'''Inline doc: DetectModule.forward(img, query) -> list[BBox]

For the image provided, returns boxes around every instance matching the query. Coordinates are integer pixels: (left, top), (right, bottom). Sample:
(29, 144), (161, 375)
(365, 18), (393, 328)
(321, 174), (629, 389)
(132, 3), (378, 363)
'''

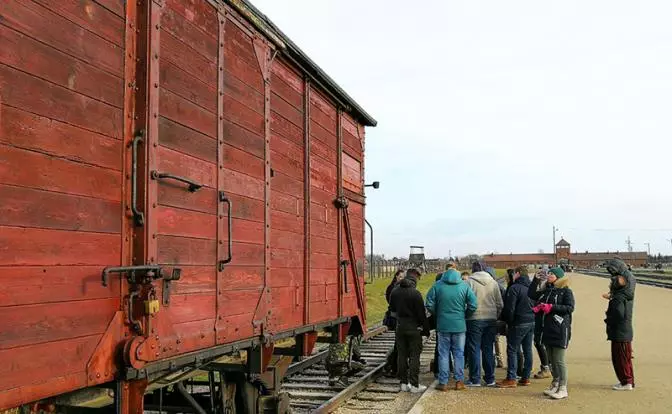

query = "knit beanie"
(549, 267), (565, 279)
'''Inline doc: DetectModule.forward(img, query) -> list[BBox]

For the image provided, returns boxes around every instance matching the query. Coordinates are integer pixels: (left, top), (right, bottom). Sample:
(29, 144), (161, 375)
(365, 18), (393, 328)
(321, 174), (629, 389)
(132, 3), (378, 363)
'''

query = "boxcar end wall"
(0, 0), (375, 410)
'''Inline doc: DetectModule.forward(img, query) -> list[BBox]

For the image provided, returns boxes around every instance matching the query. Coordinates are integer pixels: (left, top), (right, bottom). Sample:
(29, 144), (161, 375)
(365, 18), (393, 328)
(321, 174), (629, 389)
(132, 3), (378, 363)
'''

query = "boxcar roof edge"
(225, 0), (378, 127)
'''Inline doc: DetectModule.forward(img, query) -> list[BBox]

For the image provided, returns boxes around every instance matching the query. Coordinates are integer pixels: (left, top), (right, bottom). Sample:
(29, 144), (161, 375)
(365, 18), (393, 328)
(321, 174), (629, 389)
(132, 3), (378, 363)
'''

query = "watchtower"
(408, 245), (427, 273)
(556, 238), (571, 263)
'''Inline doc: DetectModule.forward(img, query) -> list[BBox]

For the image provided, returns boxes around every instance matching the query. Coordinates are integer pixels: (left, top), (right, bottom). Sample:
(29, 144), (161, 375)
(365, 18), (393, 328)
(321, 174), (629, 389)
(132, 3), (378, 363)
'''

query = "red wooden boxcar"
(0, 0), (376, 411)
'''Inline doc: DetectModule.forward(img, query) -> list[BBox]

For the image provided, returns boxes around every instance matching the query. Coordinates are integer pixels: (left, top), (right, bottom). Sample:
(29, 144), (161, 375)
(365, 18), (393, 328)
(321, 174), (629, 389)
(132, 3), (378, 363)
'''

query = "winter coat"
(389, 276), (428, 334)
(605, 258), (636, 300)
(605, 287), (634, 342)
(466, 271), (504, 321)
(425, 269), (478, 333)
(528, 276), (575, 348)
(501, 276), (535, 326)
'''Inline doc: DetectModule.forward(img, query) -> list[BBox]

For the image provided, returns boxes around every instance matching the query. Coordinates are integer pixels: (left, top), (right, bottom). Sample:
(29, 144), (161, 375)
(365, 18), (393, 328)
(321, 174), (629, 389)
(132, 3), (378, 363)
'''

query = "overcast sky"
(253, 0), (672, 258)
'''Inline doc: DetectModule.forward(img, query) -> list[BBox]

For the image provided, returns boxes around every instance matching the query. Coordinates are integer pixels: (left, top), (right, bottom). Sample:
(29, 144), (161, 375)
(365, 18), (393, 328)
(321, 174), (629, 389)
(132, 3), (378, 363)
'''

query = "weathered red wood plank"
(171, 266), (216, 294)
(160, 88), (217, 138)
(273, 306), (303, 331)
(227, 242), (264, 266)
(272, 172), (303, 197)
(32, 0), (124, 47)
(270, 73), (303, 112)
(220, 266), (263, 290)
(223, 95), (264, 136)
(159, 116), (216, 163)
(342, 152), (362, 193)
(310, 107), (337, 137)
(159, 185), (217, 214)
(308, 284), (338, 302)
(223, 25), (263, 92)
(271, 210), (303, 234)
(0, 226), (120, 266)
(161, 30), (217, 87)
(0, 298), (118, 350)
(309, 89), (337, 122)
(0, 266), (119, 307)
(271, 132), (303, 164)
(309, 300), (337, 323)
(0, 106), (121, 170)
(0, 335), (96, 395)
(217, 312), (254, 343)
(271, 92), (303, 129)
(0, 65), (122, 138)
(310, 252), (338, 270)
(224, 69), (264, 113)
(0, 0), (123, 76)
(218, 288), (262, 317)
(310, 235), (338, 255)
(310, 187), (336, 208)
(221, 168), (264, 200)
(310, 202), (337, 224)
(309, 269), (336, 285)
(0, 25), (123, 108)
(341, 113), (360, 140)
(310, 138), (337, 164)
(225, 21), (258, 66)
(271, 191), (301, 217)
(166, 294), (216, 324)
(160, 61), (217, 114)
(157, 206), (217, 240)
(223, 143), (264, 180)
(223, 119), (265, 159)
(0, 185), (121, 233)
(271, 150), (303, 181)
(161, 8), (217, 62)
(343, 130), (362, 157)
(94, 0), (124, 18)
(271, 248), (302, 269)
(271, 229), (303, 252)
(164, 0), (218, 36)
(231, 218), (264, 244)
(270, 268), (303, 288)
(157, 235), (216, 265)
(310, 119), (337, 149)
(310, 220), (337, 241)
(229, 193), (265, 222)
(172, 318), (216, 353)
(0, 372), (87, 410)
(271, 112), (303, 145)
(310, 157), (337, 193)
(158, 146), (216, 189)
(0, 145), (121, 201)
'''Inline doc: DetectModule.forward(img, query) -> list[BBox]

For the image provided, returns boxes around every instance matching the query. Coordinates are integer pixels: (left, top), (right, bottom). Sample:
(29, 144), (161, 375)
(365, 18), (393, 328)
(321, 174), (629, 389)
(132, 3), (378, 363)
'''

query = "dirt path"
(415, 272), (671, 414)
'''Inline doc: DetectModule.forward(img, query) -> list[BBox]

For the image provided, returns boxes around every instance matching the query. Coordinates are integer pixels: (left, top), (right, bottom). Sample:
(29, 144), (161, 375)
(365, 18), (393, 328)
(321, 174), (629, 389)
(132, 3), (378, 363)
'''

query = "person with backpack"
(426, 269), (478, 391)
(528, 267), (575, 400)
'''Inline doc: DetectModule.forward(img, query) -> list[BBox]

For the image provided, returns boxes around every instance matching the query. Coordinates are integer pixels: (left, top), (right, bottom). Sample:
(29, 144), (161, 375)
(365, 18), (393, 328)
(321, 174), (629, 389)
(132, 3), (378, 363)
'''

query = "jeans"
(396, 330), (423, 386)
(437, 332), (466, 384)
(546, 345), (568, 386)
(466, 319), (497, 384)
(506, 323), (534, 380)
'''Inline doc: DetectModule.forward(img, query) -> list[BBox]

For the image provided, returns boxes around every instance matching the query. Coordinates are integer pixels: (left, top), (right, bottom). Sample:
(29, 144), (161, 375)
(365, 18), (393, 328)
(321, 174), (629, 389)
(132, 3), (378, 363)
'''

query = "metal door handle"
(150, 170), (203, 192)
(131, 131), (145, 226)
(218, 191), (233, 271)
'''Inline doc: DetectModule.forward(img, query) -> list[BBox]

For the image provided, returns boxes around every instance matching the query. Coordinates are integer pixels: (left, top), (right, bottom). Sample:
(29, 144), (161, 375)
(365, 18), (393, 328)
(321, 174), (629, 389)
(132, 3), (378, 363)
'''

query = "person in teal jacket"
(426, 269), (478, 391)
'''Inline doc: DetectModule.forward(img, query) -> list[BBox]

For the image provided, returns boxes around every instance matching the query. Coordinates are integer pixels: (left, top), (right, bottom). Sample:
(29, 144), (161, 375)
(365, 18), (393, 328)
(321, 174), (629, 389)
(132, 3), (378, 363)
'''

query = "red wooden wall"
(0, 0), (368, 409)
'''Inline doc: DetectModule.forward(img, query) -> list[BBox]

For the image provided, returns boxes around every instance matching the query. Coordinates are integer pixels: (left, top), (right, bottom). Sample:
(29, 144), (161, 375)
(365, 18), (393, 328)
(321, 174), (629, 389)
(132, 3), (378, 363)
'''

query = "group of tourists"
(381, 257), (636, 399)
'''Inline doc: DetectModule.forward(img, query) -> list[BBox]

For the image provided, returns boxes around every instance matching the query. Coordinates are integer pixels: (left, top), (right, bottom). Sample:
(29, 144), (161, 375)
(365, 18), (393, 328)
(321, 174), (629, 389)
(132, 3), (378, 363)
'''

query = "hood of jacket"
(605, 258), (635, 299)
(513, 274), (531, 287)
(441, 269), (461, 285)
(469, 271), (496, 286)
(400, 275), (418, 289)
(471, 261), (487, 273)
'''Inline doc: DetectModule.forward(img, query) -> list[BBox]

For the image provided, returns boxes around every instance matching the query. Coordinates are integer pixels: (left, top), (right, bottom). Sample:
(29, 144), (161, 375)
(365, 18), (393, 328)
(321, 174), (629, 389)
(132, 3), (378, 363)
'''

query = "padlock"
(144, 290), (160, 315)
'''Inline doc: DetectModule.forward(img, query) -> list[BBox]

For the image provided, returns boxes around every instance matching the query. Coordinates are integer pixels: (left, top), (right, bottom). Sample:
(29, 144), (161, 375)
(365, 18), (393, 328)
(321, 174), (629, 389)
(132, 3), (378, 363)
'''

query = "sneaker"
(496, 379), (517, 388)
(518, 378), (531, 386)
(435, 383), (449, 391)
(543, 382), (559, 396)
(534, 367), (551, 379)
(455, 381), (466, 391)
(485, 381), (497, 387)
(465, 380), (482, 387)
(550, 385), (568, 399)
(612, 383), (634, 391)
(410, 384), (428, 394)
(400, 383), (411, 392)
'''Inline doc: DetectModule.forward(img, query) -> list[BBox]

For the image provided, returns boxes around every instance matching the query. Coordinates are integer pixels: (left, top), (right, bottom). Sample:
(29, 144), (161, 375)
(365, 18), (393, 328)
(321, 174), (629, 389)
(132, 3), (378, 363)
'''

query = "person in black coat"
(604, 259), (635, 391)
(389, 269), (429, 392)
(528, 268), (574, 400)
(383, 269), (405, 375)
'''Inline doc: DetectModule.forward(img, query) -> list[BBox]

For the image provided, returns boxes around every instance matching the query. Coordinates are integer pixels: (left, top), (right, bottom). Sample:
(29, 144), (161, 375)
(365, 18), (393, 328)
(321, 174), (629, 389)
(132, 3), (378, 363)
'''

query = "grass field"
(365, 269), (508, 324)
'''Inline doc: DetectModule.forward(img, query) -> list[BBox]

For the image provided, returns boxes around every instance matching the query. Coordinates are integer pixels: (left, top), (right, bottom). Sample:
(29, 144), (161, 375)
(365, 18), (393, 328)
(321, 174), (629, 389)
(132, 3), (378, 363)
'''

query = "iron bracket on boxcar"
(150, 170), (203, 192)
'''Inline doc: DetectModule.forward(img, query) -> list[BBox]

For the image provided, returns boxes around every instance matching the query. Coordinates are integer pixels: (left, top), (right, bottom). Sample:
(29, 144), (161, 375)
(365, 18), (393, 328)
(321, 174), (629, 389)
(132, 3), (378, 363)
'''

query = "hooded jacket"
(605, 285), (634, 342)
(426, 269), (478, 333)
(529, 275), (574, 348)
(466, 271), (504, 321)
(501, 275), (535, 326)
(605, 258), (636, 300)
(389, 276), (428, 334)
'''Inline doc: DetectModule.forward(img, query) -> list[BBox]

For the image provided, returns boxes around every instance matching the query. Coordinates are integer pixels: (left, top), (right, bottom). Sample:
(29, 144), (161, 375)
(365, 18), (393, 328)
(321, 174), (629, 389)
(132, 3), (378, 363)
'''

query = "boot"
(543, 381), (559, 396)
(550, 385), (568, 399)
(534, 366), (551, 379)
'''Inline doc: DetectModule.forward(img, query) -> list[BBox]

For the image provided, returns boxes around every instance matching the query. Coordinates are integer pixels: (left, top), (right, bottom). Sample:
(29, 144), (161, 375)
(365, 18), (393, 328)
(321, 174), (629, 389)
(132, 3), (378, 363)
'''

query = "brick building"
(483, 239), (648, 269)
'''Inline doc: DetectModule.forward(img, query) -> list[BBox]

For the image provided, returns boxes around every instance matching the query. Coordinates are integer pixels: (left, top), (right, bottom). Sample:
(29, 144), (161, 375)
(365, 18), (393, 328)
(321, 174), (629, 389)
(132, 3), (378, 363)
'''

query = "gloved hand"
(542, 303), (553, 314)
(532, 304), (543, 313)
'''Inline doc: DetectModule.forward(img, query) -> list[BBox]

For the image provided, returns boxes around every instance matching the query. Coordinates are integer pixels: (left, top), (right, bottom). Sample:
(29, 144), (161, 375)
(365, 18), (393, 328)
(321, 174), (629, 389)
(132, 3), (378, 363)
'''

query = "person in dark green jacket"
(604, 259), (635, 391)
(426, 269), (478, 391)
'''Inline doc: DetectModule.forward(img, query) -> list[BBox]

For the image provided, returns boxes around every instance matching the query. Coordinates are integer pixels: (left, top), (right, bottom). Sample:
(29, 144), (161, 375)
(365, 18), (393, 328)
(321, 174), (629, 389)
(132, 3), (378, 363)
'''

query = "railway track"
(282, 327), (435, 413)
(577, 269), (672, 290)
